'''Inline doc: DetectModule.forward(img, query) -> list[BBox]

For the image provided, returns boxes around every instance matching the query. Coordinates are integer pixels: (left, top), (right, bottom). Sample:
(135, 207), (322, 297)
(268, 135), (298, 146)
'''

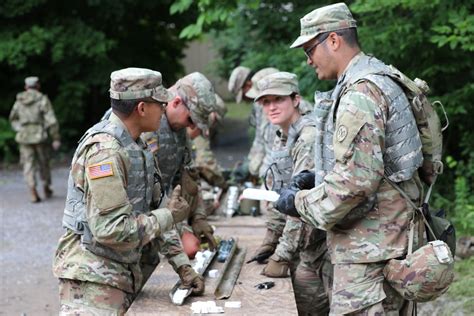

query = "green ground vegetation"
(448, 257), (474, 310)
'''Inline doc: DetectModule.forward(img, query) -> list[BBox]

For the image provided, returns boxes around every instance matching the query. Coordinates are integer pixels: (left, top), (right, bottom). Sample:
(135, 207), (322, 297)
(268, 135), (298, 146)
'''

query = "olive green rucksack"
(384, 66), (455, 254)
(386, 65), (448, 187)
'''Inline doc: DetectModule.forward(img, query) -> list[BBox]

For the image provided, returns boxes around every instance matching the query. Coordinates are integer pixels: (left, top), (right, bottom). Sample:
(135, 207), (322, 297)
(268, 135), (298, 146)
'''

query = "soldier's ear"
(171, 96), (181, 109)
(136, 101), (147, 117)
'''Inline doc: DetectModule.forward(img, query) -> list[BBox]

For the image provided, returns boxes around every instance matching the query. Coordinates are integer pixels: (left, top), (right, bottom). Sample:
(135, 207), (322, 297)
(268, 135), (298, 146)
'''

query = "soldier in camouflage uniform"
(277, 3), (424, 314)
(53, 68), (204, 315)
(251, 72), (331, 315)
(189, 94), (228, 189)
(188, 94), (228, 215)
(9, 76), (61, 202)
(141, 72), (219, 257)
(247, 72), (316, 268)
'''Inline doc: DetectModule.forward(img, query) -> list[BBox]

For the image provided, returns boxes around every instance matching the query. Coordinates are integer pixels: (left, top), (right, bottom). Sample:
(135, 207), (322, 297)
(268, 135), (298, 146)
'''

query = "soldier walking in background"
(9, 76), (61, 202)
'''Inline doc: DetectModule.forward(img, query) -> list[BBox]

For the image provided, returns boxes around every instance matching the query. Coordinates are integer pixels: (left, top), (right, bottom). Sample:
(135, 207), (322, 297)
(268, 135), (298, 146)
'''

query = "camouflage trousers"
(330, 262), (405, 315)
(19, 143), (51, 188)
(294, 251), (333, 316)
(58, 278), (132, 316)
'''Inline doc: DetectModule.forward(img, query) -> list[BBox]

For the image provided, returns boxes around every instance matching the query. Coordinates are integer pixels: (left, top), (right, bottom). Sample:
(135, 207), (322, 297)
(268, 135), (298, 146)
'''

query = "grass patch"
(225, 101), (253, 121)
(447, 257), (474, 310)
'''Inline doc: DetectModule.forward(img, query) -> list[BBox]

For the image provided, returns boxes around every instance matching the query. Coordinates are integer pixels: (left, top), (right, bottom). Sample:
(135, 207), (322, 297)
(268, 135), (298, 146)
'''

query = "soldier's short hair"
(111, 97), (157, 117)
(111, 98), (140, 117)
(335, 28), (359, 48)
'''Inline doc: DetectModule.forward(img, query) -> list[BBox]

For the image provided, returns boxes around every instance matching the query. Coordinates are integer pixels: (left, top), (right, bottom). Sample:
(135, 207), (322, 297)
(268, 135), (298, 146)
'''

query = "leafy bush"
(0, 117), (16, 163)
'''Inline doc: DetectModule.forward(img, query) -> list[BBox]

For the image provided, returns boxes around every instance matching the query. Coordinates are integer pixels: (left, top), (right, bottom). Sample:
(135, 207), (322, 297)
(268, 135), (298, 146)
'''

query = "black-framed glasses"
(145, 99), (167, 110)
(303, 32), (330, 59)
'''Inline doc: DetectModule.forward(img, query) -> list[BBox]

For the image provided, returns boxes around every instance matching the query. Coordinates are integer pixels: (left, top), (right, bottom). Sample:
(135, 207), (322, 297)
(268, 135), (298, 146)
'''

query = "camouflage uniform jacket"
(142, 115), (207, 221)
(189, 135), (227, 189)
(295, 53), (422, 264)
(53, 112), (187, 294)
(9, 89), (60, 144)
(266, 116), (325, 262)
(248, 103), (279, 177)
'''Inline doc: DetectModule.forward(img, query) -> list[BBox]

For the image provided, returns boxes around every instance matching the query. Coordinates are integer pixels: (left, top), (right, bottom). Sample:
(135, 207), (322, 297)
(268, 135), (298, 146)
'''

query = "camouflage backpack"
(381, 69), (455, 303)
(384, 65), (448, 186)
(384, 66), (455, 253)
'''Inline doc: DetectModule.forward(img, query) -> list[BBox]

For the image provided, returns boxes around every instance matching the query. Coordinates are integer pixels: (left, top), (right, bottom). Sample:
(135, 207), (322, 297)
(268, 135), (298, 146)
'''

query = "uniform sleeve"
(41, 96), (60, 141)
(248, 104), (266, 176)
(84, 140), (174, 252)
(156, 229), (190, 271)
(9, 102), (21, 132)
(274, 217), (304, 261)
(273, 125), (316, 261)
(291, 126), (317, 176)
(295, 82), (387, 230)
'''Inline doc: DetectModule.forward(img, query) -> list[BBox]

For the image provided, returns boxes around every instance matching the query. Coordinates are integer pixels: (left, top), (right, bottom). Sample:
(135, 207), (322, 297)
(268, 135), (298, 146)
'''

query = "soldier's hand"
(191, 219), (217, 250)
(275, 187), (300, 217)
(167, 185), (190, 223)
(52, 140), (61, 151)
(178, 265), (205, 295)
(291, 170), (315, 190)
(261, 257), (289, 278)
(248, 244), (275, 264)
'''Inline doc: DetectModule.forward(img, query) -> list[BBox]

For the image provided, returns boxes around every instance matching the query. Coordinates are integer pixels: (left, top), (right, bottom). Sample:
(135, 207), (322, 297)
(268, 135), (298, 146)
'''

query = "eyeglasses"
(147, 100), (167, 110)
(303, 33), (330, 59)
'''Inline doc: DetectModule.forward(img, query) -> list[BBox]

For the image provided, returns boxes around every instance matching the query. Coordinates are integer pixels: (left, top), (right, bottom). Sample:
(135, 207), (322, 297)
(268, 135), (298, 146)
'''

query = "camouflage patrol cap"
(228, 66), (251, 103)
(383, 240), (454, 302)
(109, 67), (174, 102)
(245, 67), (279, 99)
(176, 72), (217, 135)
(290, 2), (357, 48)
(25, 76), (39, 87)
(255, 72), (300, 101)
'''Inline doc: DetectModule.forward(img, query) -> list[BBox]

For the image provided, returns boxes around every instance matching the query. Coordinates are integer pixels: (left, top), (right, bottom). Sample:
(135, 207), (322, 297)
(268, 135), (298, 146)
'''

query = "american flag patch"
(147, 140), (158, 153)
(88, 162), (114, 180)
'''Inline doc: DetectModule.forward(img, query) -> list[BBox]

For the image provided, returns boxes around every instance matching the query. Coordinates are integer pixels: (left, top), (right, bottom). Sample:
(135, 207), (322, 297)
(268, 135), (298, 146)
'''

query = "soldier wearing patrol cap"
(228, 66), (253, 104)
(248, 72), (331, 314)
(276, 2), (424, 314)
(9, 76), (61, 202)
(53, 68), (204, 315)
(141, 72), (220, 258)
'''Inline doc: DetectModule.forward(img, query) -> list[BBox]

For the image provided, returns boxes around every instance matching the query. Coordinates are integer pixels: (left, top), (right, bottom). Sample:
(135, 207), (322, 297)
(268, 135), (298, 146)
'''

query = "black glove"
(275, 187), (300, 217)
(291, 170), (315, 190)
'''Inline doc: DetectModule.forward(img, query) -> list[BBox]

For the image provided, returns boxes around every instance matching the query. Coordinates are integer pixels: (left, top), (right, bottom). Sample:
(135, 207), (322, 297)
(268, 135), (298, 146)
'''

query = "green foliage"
(448, 257), (474, 301)
(0, 117), (16, 163)
(0, 0), (196, 153)
(433, 154), (474, 236)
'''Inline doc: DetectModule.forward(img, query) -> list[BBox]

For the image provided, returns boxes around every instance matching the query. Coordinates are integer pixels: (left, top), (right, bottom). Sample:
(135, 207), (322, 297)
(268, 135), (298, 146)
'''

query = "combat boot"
(30, 187), (41, 203)
(44, 185), (53, 198)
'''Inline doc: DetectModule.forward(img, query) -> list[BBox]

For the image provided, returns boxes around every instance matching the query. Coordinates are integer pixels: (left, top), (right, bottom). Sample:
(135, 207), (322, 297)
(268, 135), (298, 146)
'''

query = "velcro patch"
(88, 162), (114, 180)
(147, 140), (159, 153)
